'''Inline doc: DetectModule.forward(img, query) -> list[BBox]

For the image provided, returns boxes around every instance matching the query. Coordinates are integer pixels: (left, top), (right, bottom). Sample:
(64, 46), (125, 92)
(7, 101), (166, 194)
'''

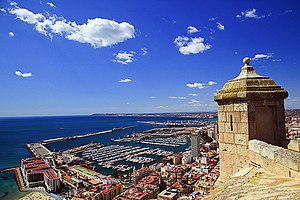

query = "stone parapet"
(288, 139), (300, 152)
(248, 139), (300, 178)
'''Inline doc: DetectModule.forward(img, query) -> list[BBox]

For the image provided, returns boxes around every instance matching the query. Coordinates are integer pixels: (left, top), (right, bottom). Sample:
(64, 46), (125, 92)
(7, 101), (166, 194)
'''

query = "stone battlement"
(248, 139), (300, 178)
(210, 58), (300, 199)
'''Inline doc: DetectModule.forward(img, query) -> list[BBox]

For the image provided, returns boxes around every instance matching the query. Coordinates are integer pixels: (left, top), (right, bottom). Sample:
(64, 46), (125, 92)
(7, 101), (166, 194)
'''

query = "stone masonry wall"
(248, 100), (286, 146)
(248, 139), (300, 178)
(218, 102), (249, 181)
(218, 100), (288, 181)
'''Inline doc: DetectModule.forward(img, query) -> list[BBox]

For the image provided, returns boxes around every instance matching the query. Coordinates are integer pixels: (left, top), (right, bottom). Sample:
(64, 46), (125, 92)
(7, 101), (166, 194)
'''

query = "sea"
(0, 115), (213, 200)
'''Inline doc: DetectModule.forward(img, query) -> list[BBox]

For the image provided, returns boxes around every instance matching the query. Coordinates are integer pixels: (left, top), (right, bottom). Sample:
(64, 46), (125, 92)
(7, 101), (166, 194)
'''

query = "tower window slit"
(230, 115), (233, 131)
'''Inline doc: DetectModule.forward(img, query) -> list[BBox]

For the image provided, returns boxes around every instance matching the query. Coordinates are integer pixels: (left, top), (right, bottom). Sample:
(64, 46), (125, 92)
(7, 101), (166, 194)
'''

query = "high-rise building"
(21, 157), (60, 192)
(191, 132), (201, 158)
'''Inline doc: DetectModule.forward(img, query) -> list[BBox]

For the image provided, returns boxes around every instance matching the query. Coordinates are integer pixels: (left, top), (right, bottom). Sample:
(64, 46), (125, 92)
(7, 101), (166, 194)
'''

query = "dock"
(41, 125), (138, 144)
(26, 143), (52, 158)
(81, 144), (173, 170)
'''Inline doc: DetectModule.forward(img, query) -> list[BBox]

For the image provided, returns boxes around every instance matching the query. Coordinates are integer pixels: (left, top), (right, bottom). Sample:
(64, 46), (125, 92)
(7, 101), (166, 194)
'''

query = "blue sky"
(0, 0), (299, 116)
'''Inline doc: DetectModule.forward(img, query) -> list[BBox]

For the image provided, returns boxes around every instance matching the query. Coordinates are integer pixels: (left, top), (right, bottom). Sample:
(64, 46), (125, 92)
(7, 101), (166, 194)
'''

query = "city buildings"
(21, 157), (60, 192)
(157, 188), (179, 200)
(74, 182), (123, 200)
(130, 167), (151, 184)
(18, 115), (220, 199)
(191, 132), (201, 158)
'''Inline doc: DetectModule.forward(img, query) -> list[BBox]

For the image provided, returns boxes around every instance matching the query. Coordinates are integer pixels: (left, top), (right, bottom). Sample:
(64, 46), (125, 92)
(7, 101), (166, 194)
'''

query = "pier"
(41, 125), (138, 144)
(26, 143), (52, 158)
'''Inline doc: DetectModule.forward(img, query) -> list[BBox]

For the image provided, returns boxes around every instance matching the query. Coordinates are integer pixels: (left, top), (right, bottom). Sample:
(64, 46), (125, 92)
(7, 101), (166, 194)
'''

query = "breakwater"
(41, 125), (138, 144)
(0, 167), (28, 192)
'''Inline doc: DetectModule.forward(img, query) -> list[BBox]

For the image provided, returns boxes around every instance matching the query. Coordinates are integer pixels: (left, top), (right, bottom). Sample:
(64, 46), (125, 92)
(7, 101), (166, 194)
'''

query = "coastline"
(0, 167), (52, 200)
(0, 168), (29, 200)
(0, 115), (216, 198)
(0, 167), (28, 192)
(19, 192), (50, 200)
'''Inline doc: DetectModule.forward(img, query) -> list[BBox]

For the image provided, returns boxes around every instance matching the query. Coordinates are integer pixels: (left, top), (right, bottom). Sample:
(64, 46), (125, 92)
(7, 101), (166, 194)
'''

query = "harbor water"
(0, 115), (215, 199)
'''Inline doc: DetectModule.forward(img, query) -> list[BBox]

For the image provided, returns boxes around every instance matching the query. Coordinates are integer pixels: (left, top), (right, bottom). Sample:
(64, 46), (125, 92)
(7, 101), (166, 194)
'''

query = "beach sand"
(19, 192), (50, 200)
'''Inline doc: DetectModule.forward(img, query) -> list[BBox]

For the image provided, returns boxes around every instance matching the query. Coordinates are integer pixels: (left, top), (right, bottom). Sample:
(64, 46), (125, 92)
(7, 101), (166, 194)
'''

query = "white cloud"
(208, 81), (217, 86)
(119, 78), (132, 83)
(186, 81), (217, 89)
(15, 71), (32, 77)
(186, 100), (217, 108)
(174, 36), (211, 55)
(113, 51), (135, 65)
(51, 20), (74, 34)
(186, 82), (207, 89)
(187, 26), (199, 34)
(174, 36), (189, 47)
(188, 93), (198, 97)
(141, 47), (147, 55)
(155, 105), (168, 109)
(46, 2), (56, 8)
(187, 99), (208, 107)
(8, 32), (14, 37)
(150, 96), (157, 99)
(209, 17), (217, 21)
(253, 53), (273, 60)
(0, 8), (6, 12)
(272, 59), (281, 62)
(8, 6), (135, 48)
(237, 8), (265, 19)
(65, 18), (135, 48)
(216, 22), (224, 30)
(9, 8), (45, 24)
(168, 96), (187, 100)
(10, 2), (18, 7)
(284, 10), (292, 14)
(189, 99), (200, 103)
(245, 9), (260, 18)
(286, 97), (300, 109)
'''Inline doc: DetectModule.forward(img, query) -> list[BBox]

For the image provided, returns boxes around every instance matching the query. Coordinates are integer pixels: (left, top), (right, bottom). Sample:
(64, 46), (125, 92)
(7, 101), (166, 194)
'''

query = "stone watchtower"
(214, 57), (288, 181)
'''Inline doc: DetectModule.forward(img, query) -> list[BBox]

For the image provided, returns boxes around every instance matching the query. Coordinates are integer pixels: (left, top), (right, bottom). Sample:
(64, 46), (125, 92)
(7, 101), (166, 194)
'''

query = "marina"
(81, 144), (173, 170)
(0, 115), (209, 198)
(62, 142), (102, 155)
(138, 120), (216, 127)
(139, 136), (188, 147)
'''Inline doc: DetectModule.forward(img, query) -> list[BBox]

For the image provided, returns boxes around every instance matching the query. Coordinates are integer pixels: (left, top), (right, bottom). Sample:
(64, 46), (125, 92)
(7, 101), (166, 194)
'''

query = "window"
(230, 115), (233, 131)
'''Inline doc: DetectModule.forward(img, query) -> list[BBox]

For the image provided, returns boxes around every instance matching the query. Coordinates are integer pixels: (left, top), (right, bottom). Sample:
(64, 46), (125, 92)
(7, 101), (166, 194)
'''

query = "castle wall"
(248, 100), (286, 146)
(215, 58), (289, 182)
(218, 102), (249, 181)
(248, 139), (300, 178)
